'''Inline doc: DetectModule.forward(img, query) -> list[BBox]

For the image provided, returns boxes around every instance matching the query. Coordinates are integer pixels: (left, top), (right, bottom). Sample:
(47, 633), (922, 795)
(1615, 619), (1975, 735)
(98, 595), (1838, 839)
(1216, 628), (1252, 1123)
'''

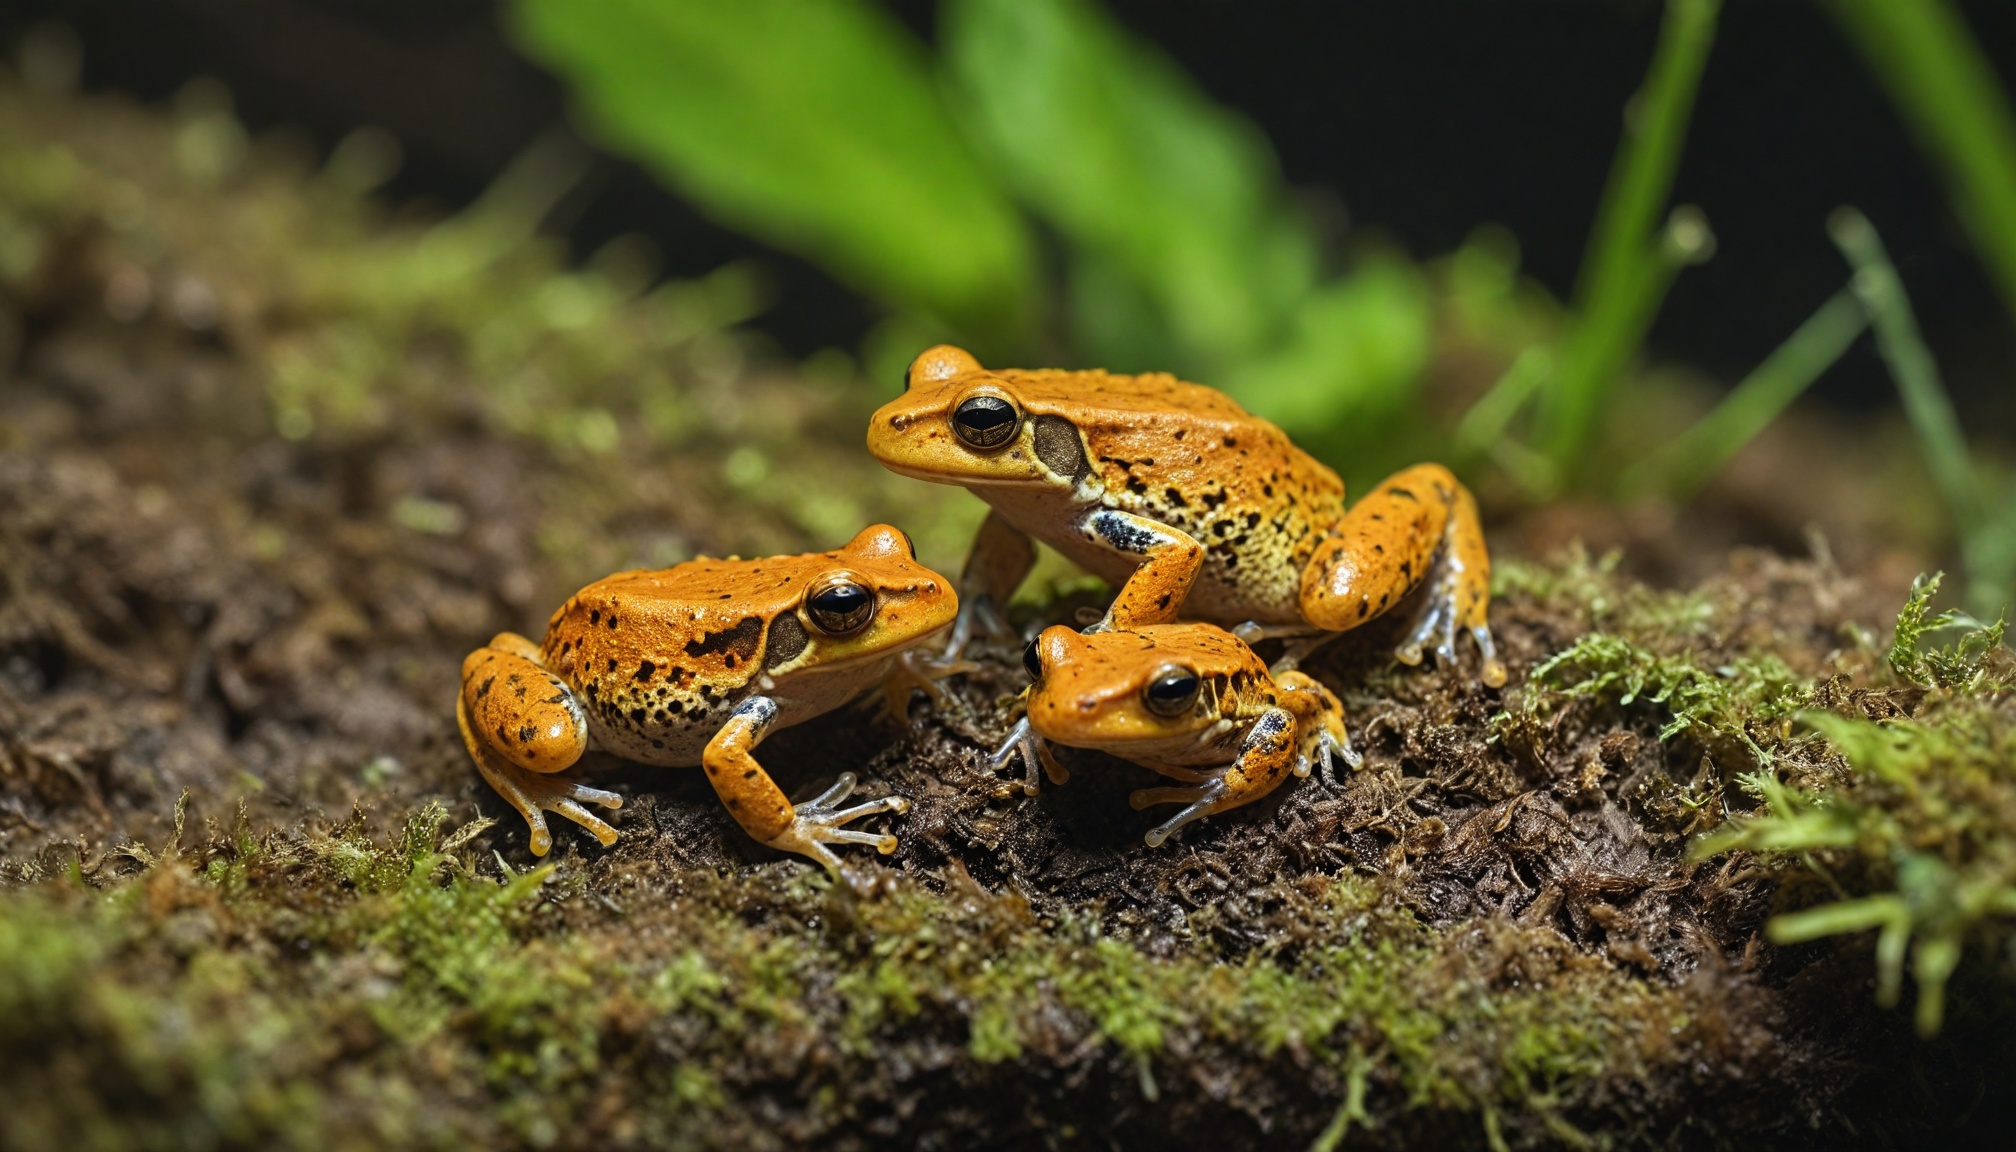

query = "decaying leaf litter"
(2, 81), (2014, 1150)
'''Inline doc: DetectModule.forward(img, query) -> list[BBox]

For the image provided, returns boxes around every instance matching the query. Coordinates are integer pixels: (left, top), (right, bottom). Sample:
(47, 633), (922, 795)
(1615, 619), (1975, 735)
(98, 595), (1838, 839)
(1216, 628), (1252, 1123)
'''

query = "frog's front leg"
(1076, 508), (1203, 630)
(1297, 464), (1506, 687)
(1131, 707), (1301, 846)
(703, 697), (909, 873)
(942, 509), (1036, 659)
(458, 633), (623, 856)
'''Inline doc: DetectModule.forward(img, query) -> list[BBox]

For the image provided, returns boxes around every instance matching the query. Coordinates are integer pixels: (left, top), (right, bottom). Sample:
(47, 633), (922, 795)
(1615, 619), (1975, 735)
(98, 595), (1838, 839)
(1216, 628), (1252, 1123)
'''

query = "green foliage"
(1888, 572), (2011, 691)
(510, 0), (1036, 344)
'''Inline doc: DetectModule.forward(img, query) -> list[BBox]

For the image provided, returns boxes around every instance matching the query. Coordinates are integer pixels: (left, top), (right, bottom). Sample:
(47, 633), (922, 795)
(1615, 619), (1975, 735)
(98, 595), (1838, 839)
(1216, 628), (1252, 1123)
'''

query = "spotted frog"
(867, 345), (1505, 685)
(456, 524), (957, 872)
(1003, 622), (1357, 845)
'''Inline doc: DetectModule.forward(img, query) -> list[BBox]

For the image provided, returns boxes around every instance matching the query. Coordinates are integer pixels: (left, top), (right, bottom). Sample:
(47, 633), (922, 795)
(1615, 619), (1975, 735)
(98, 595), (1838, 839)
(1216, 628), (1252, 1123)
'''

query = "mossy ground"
(3, 80), (2014, 1150)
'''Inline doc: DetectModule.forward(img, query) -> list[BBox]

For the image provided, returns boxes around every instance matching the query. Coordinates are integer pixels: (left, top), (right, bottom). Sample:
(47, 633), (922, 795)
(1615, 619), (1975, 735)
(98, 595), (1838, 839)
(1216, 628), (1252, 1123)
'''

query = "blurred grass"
(1536, 0), (1721, 476)
(1827, 0), (2016, 333)
(1833, 209), (2016, 617)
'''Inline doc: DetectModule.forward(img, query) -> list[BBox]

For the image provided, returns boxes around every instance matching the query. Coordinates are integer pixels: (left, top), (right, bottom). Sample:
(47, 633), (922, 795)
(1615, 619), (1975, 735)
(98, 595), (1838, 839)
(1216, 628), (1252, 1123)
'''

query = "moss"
(0, 806), (1764, 1149)
(1697, 592), (2016, 1037)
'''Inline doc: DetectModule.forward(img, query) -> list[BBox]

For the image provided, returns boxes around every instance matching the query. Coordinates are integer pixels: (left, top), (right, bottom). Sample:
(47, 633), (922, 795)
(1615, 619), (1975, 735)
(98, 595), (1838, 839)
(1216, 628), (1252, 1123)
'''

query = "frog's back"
(998, 367), (1346, 623)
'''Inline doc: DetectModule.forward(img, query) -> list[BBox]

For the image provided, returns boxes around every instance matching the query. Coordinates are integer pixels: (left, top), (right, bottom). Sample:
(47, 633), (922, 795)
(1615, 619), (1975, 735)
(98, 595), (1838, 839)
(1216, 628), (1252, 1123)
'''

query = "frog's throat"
(808, 619), (956, 672)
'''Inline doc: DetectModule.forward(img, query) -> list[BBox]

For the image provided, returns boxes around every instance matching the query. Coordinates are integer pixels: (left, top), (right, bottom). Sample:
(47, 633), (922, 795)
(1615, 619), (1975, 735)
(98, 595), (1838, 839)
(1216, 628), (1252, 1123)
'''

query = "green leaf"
(943, 0), (1317, 371)
(511, 0), (1037, 342)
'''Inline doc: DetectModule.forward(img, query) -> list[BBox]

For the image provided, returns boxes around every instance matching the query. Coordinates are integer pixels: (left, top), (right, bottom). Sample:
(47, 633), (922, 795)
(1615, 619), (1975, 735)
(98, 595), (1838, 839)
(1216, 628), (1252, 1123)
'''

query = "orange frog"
(867, 345), (1505, 686)
(456, 525), (957, 872)
(1007, 622), (1356, 844)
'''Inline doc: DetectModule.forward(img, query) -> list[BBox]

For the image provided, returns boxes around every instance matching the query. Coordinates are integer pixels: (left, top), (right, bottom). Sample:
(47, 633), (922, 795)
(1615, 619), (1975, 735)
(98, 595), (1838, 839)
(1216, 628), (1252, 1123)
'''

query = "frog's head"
(1022, 623), (1253, 749)
(776, 523), (958, 670)
(866, 345), (1090, 491)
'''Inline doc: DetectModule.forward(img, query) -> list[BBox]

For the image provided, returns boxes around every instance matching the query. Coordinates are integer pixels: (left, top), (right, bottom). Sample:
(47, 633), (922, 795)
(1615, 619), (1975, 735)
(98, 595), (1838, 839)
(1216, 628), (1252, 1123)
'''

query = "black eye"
(952, 394), (1018, 449)
(1142, 665), (1200, 717)
(806, 580), (874, 636)
(897, 528), (916, 558)
(1022, 639), (1043, 682)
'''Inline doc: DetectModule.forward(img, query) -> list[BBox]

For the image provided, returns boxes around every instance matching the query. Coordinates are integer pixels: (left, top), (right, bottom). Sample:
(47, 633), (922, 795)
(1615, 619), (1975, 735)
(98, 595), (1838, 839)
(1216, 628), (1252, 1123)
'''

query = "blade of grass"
(1538, 0), (1722, 471)
(1619, 286), (1867, 501)
(1826, 0), (2016, 330)
(1830, 208), (2010, 616)
(1456, 346), (1553, 461)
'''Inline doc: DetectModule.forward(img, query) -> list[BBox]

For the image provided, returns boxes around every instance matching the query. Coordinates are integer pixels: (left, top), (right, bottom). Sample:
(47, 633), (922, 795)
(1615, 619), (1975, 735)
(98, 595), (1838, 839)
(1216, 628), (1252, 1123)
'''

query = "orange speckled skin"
(1024, 623), (1348, 836)
(868, 347), (1502, 685)
(457, 525), (955, 862)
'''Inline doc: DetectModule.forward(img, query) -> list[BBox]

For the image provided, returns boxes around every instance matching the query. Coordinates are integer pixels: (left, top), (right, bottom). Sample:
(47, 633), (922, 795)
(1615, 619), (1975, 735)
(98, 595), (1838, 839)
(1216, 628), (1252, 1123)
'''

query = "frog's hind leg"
(1298, 464), (1506, 687)
(457, 635), (619, 856)
(703, 696), (909, 874)
(1131, 707), (1300, 846)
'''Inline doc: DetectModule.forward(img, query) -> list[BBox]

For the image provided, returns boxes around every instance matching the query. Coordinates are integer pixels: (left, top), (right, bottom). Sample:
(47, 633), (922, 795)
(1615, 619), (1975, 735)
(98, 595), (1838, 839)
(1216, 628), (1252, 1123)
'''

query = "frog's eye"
(897, 528), (916, 558)
(1142, 664), (1201, 718)
(806, 578), (875, 636)
(952, 394), (1019, 450)
(1022, 638), (1043, 682)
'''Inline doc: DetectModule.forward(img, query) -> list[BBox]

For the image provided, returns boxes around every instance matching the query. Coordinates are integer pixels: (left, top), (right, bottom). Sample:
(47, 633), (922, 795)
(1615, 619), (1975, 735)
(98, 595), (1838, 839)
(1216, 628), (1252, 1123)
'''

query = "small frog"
(456, 524), (956, 872)
(1003, 622), (1357, 845)
(867, 345), (1505, 686)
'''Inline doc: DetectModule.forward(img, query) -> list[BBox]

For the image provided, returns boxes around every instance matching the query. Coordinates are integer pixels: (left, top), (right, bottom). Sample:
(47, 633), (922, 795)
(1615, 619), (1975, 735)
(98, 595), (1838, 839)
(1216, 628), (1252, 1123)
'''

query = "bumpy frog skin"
(1003, 623), (1358, 846)
(456, 524), (957, 872)
(867, 345), (1505, 686)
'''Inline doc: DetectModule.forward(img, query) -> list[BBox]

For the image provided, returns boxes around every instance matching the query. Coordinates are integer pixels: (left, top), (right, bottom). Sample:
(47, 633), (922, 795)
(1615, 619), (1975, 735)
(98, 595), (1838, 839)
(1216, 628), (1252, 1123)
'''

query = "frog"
(866, 345), (1506, 687)
(1002, 621), (1358, 845)
(455, 524), (958, 873)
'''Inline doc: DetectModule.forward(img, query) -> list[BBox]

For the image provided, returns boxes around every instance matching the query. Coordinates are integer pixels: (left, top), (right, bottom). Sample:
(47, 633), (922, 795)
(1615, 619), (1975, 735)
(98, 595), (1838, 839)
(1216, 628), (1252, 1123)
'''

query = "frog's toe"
(873, 648), (978, 718)
(1471, 624), (1508, 688)
(762, 772), (910, 874)
(490, 765), (623, 857)
(989, 716), (1068, 795)
(1131, 781), (1229, 848)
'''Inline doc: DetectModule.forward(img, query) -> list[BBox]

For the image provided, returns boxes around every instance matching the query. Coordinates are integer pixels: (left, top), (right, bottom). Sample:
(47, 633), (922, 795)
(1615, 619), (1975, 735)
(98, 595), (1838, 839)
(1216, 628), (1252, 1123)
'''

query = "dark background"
(8, 0), (2012, 424)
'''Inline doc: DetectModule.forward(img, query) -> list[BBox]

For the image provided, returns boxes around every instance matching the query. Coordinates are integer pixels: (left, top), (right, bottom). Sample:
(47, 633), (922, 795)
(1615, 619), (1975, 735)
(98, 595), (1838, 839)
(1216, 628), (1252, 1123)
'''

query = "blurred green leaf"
(943, 0), (1317, 371)
(1220, 257), (1432, 436)
(511, 0), (1037, 343)
(944, 0), (1430, 438)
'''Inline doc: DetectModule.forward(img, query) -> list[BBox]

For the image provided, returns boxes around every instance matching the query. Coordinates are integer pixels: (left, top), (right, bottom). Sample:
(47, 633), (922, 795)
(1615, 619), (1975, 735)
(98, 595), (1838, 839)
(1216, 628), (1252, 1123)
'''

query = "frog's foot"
(478, 757), (623, 858)
(759, 772), (910, 875)
(873, 647), (979, 719)
(1130, 779), (1230, 848)
(1309, 729), (1363, 788)
(989, 716), (1069, 795)
(1393, 560), (1508, 688)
